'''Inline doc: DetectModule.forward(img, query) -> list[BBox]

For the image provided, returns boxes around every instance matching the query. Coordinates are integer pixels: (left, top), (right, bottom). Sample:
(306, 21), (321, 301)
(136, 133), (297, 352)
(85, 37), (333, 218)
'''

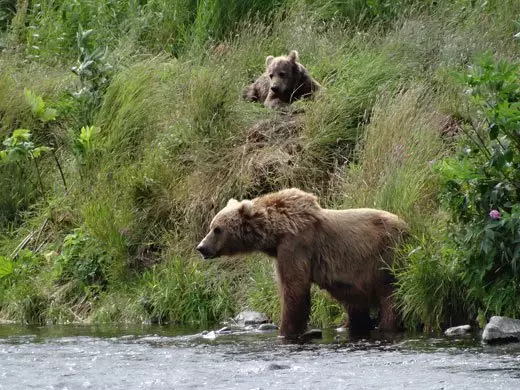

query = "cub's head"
(265, 50), (301, 97)
(196, 198), (264, 259)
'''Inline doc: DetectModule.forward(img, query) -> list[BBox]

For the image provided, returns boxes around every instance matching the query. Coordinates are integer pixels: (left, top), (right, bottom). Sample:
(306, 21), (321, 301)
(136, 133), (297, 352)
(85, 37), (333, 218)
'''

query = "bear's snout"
(196, 243), (214, 259)
(270, 85), (280, 93)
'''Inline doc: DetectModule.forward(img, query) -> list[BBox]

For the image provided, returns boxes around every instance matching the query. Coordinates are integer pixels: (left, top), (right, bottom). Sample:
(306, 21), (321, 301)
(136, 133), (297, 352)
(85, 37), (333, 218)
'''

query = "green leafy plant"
(71, 125), (102, 175)
(437, 54), (520, 319)
(0, 255), (13, 279)
(24, 88), (57, 123)
(0, 128), (51, 199)
(53, 228), (110, 291)
(71, 26), (112, 125)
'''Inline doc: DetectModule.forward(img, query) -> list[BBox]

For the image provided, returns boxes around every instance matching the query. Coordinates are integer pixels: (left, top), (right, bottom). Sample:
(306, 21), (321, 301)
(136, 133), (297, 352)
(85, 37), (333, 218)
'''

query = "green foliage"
(393, 232), (471, 331)
(0, 128), (51, 199)
(135, 257), (236, 325)
(53, 228), (110, 289)
(437, 54), (520, 319)
(0, 0), (16, 31)
(24, 88), (57, 123)
(71, 125), (102, 176)
(0, 249), (50, 325)
(0, 255), (13, 278)
(71, 25), (113, 126)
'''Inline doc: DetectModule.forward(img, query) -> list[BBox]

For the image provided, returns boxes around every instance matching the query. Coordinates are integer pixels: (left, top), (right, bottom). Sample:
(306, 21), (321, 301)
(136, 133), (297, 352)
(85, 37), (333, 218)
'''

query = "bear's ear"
(288, 50), (299, 63)
(265, 55), (274, 68)
(239, 200), (254, 218)
(227, 198), (239, 207)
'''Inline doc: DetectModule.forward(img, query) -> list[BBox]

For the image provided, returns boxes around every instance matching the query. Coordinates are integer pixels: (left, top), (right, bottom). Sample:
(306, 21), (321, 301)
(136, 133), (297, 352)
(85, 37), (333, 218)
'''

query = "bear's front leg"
(279, 281), (311, 339)
(275, 253), (312, 340)
(264, 94), (288, 110)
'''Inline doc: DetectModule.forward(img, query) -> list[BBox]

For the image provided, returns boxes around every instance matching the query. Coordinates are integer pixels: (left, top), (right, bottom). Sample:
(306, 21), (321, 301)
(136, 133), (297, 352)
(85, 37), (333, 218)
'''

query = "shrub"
(437, 54), (520, 319)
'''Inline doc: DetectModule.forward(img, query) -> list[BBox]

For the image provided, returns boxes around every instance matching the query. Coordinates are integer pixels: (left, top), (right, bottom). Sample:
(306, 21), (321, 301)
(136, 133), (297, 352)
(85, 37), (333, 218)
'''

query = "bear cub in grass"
(243, 50), (321, 109)
(196, 188), (408, 340)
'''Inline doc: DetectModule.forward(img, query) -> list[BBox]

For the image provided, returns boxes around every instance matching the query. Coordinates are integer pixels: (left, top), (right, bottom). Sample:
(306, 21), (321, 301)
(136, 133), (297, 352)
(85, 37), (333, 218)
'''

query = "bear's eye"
(269, 73), (274, 79)
(279, 72), (286, 78)
(213, 227), (222, 235)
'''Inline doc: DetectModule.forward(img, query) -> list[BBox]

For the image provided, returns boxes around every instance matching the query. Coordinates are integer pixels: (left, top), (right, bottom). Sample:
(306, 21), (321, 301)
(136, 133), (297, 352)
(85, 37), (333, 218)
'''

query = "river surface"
(1, 324), (519, 389)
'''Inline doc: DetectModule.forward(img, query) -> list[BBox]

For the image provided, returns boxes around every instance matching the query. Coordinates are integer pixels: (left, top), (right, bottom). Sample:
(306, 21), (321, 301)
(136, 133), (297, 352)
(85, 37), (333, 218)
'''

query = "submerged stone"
(444, 325), (471, 337)
(264, 363), (290, 371)
(482, 316), (520, 344)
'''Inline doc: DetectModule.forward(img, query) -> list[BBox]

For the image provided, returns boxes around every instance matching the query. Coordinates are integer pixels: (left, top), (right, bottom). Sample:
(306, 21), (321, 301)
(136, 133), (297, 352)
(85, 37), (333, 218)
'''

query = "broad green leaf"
(0, 256), (13, 279)
(31, 146), (52, 158)
(41, 108), (57, 122)
(24, 89), (45, 116)
(12, 129), (31, 142)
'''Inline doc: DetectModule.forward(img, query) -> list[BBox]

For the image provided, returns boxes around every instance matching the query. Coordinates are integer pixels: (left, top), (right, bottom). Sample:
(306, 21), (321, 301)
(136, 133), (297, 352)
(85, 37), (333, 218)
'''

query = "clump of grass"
(132, 256), (236, 325)
(341, 84), (444, 232)
(393, 229), (471, 332)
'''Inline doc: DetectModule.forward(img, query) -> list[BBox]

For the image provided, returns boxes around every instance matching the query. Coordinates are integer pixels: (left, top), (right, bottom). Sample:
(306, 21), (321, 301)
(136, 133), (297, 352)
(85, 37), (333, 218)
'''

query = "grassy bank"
(0, 0), (519, 330)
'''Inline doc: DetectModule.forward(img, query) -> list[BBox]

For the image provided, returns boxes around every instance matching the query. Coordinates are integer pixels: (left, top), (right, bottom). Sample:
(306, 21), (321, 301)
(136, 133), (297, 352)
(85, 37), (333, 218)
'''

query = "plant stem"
(52, 148), (68, 194)
(31, 153), (47, 203)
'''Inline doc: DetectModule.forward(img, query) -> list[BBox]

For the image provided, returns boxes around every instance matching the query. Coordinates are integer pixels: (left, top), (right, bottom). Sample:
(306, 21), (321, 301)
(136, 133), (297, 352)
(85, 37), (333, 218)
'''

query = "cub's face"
(266, 50), (300, 97)
(196, 199), (254, 259)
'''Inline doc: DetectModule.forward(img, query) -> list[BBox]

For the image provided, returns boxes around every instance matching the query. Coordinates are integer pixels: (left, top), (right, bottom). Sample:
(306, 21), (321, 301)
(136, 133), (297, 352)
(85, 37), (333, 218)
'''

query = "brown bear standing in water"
(243, 50), (321, 109)
(196, 188), (408, 340)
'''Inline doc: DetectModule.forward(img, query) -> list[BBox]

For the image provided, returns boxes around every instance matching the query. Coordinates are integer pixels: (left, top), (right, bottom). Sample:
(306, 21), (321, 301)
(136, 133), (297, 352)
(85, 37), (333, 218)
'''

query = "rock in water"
(444, 325), (471, 337)
(234, 311), (269, 326)
(300, 329), (322, 341)
(257, 323), (278, 331)
(201, 331), (217, 340)
(482, 316), (520, 344)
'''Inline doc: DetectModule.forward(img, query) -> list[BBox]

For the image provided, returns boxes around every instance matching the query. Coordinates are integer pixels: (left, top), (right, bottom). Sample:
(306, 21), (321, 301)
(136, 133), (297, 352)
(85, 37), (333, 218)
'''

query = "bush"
(437, 54), (520, 319)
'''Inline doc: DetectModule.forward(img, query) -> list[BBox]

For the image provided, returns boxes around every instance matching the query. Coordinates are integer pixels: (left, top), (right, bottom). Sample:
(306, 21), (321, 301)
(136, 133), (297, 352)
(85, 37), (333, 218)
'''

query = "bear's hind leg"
(377, 285), (401, 331)
(347, 307), (373, 334)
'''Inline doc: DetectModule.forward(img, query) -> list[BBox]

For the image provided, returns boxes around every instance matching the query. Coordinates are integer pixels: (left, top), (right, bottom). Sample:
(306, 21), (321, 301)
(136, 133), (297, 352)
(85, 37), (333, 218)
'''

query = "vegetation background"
(0, 0), (519, 331)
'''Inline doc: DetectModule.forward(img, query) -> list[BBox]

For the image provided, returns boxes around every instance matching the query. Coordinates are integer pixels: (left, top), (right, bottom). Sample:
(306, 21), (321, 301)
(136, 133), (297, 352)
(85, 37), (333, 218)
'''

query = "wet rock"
(300, 329), (322, 341)
(201, 330), (217, 340)
(482, 316), (520, 344)
(234, 311), (269, 326)
(444, 325), (471, 337)
(335, 327), (348, 333)
(257, 323), (278, 331)
(217, 326), (231, 333)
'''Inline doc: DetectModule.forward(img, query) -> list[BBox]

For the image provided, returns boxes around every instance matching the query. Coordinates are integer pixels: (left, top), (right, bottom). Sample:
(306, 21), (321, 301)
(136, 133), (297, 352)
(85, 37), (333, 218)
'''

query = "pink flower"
(489, 210), (501, 220)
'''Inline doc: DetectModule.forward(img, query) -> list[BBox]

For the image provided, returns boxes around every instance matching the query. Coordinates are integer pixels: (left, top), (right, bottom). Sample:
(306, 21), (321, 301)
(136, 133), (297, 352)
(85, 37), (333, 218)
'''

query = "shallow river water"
(1, 324), (519, 389)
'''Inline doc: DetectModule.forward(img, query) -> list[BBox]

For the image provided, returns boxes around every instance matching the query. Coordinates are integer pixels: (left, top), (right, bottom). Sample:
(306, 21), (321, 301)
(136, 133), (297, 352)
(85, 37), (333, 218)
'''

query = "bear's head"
(196, 198), (270, 259)
(265, 50), (301, 98)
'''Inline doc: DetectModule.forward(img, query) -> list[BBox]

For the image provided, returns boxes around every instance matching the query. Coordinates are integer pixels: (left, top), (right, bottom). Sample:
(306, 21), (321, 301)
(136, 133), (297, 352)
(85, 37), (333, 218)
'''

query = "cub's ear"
(239, 200), (254, 217)
(227, 198), (239, 207)
(288, 50), (299, 62)
(265, 55), (274, 67)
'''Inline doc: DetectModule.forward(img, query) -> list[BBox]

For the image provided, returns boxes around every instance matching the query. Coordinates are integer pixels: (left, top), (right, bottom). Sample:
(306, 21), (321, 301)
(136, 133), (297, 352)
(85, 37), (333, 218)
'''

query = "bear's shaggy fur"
(243, 50), (321, 109)
(196, 188), (408, 339)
